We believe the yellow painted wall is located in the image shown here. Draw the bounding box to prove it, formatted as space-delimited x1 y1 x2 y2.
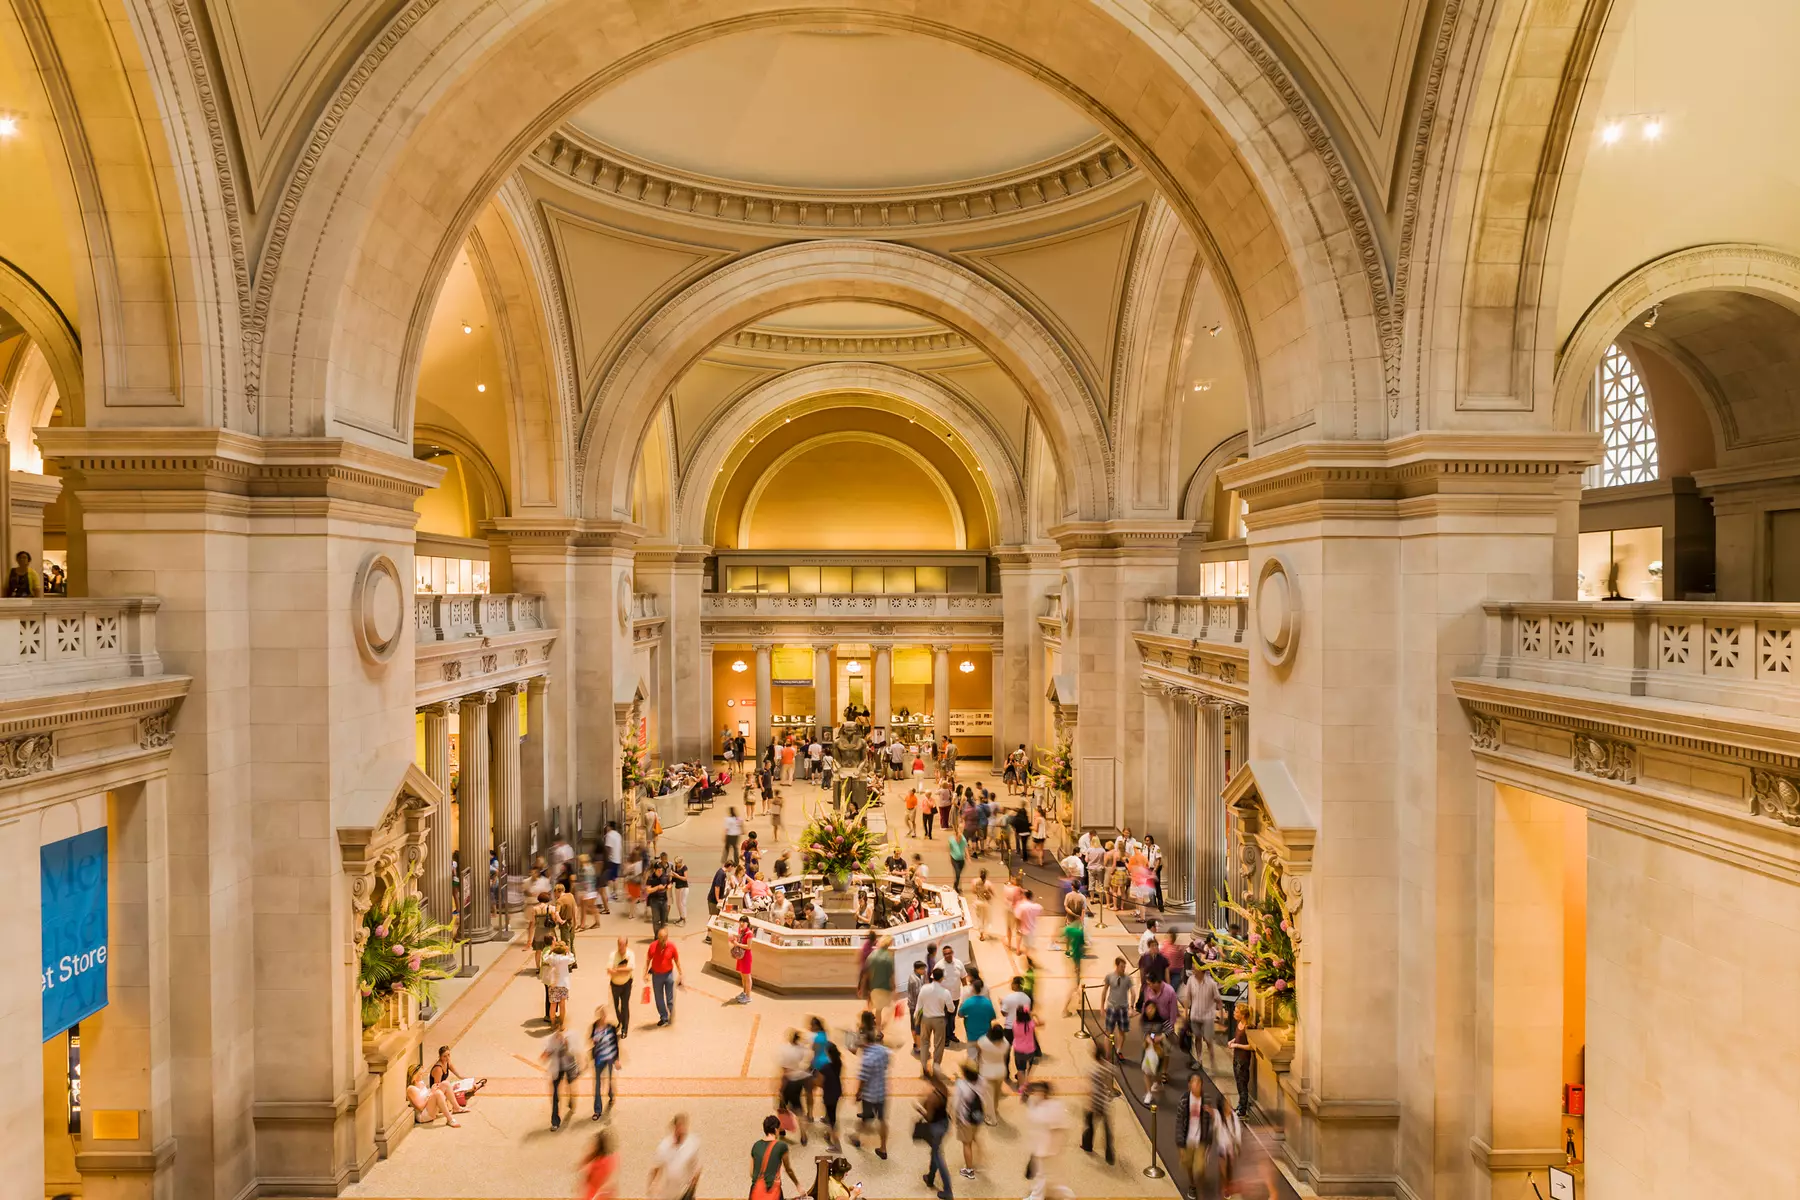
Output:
414 454 477 538
947 649 993 759
745 439 959 550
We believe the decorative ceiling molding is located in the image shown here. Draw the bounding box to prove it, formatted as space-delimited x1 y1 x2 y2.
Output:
530 128 1136 232
724 327 975 358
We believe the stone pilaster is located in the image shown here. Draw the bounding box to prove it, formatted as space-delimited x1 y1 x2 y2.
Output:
522 678 549 849
636 545 708 762
458 693 494 934
698 641 715 761
491 683 523 874
1198 702 1228 918
995 547 1057 763
422 701 458 921
872 645 892 730
1219 432 1596 1198
814 644 833 731
753 643 772 752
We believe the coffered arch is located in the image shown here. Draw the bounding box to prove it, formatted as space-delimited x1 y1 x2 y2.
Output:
676 361 1026 547
582 240 1107 525
233 1 1395 463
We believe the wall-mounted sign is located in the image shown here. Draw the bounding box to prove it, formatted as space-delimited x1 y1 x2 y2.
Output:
771 646 813 686
1548 1168 1574 1200
41 827 108 1041
949 710 993 737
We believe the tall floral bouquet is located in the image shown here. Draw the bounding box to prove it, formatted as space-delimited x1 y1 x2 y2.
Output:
1032 737 1074 796
798 797 883 881
1206 864 1298 1025
620 726 649 794
358 893 456 1029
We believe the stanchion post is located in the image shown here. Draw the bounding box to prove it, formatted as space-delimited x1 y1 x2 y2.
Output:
1141 1098 1167 1179
1074 982 1092 1040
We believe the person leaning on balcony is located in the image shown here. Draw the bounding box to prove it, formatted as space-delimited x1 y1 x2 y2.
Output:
5 550 42 597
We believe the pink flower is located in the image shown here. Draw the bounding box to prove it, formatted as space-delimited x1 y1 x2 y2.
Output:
408 955 423 971
1280 921 1291 933
1273 979 1288 991
374 922 389 937
391 944 406 956
1247 933 1261 946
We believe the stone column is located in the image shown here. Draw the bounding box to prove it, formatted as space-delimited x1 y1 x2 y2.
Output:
872 645 892 731
522 678 549 849
458 693 494 935
996 548 1058 779
699 642 715 760
491 683 523 877
754 643 772 753
422 700 458 921
990 646 1006 773
932 644 951 740
1227 706 1249 780
814 644 833 734
1198 701 1228 920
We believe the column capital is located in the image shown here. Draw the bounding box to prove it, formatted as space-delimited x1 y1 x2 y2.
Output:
421 698 460 716
474 689 500 705
526 674 550 695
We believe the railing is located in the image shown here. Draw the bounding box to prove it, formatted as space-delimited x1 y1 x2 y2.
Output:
701 593 1001 617
1484 600 1800 711
632 592 660 621
414 592 549 642
0 597 165 691
1043 592 1065 623
1142 595 1250 644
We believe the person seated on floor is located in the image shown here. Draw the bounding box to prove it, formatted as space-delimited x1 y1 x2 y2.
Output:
405 1064 461 1127
426 1044 488 1108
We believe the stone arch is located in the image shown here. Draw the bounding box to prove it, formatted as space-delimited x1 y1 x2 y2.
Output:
1181 431 1251 528
1114 199 1203 516
0 257 82 427
581 241 1107 523
1552 244 1800 444
466 187 575 515
413 421 510 526
676 362 1026 547
738 430 969 550
240 0 1392 460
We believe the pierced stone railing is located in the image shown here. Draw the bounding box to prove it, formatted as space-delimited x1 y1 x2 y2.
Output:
1142 595 1250 644
0 597 165 691
1483 601 1800 713
702 593 1001 618
414 593 549 642
632 592 661 621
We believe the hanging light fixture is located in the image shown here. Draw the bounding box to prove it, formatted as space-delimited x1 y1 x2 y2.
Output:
846 661 863 674
958 660 975 673
731 659 748 673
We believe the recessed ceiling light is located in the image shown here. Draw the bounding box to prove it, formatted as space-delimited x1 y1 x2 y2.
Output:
1207 323 1222 337
1601 121 1624 144
476 382 486 392
461 321 472 334
0 114 20 138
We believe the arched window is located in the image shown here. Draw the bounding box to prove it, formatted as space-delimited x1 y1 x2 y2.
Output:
1588 342 1659 488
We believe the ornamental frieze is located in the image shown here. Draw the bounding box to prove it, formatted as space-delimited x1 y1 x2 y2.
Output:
1750 770 1800 827
0 732 54 779
1572 734 1637 784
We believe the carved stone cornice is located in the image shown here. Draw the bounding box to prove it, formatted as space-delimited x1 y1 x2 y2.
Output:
34 428 445 518
1048 520 1188 556
1134 630 1250 706
1219 433 1599 523
486 517 644 553
723 326 974 359
531 129 1136 232
414 626 555 709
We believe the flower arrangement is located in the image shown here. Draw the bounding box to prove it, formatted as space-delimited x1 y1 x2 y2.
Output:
1206 864 1298 1025
358 893 456 1029
1032 737 1074 796
798 796 883 881
620 726 649 794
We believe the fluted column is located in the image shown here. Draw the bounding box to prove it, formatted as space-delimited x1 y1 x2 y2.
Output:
422 700 458 921
1199 701 1229 921
458 692 494 936
1227 706 1249 779
492 683 523 877
932 644 951 741
754 643 772 753
873 645 892 730
814 644 833 734
523 676 549 847
1166 692 1198 910
700 641 715 761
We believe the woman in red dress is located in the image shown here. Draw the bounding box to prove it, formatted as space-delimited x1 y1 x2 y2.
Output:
732 915 755 1004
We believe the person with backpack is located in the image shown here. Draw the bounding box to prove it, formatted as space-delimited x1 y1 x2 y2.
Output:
952 1061 986 1177
541 1013 580 1129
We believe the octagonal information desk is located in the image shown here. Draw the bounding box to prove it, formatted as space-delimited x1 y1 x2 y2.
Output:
706 872 972 993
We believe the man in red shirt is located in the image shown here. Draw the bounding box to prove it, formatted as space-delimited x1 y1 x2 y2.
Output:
647 926 684 1027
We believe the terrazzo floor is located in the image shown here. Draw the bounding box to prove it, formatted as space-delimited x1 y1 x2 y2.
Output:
318 763 1281 1200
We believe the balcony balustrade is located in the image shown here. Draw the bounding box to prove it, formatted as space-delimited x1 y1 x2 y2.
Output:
701 592 1001 618
1483 600 1800 715
1142 595 1250 644
0 596 166 692
414 592 549 642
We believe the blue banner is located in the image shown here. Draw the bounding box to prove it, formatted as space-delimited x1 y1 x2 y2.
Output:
41 827 108 1041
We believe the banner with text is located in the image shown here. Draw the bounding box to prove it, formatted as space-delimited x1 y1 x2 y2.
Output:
949 710 993 737
41 827 108 1040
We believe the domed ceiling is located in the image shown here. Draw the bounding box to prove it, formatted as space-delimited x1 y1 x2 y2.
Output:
567 28 1102 191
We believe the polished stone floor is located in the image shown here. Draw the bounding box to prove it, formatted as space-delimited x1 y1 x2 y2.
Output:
324 765 1284 1200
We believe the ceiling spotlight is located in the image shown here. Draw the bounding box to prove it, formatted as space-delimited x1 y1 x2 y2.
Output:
461 321 473 334
846 661 863 674
784 417 791 423
476 382 486 392
1600 121 1624 145
1207 323 1222 337
958 660 975 673
1191 380 1214 392
1643 303 1661 330
1642 117 1663 140
0 114 20 138
731 659 748 673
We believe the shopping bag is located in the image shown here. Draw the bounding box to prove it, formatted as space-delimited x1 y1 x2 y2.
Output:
640 984 652 1006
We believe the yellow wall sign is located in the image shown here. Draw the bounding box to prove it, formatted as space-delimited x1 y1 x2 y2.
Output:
771 646 813 685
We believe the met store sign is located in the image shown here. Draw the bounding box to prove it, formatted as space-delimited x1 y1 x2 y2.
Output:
41 827 108 1041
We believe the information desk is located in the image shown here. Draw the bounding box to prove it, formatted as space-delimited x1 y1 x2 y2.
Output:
707 873 972 993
